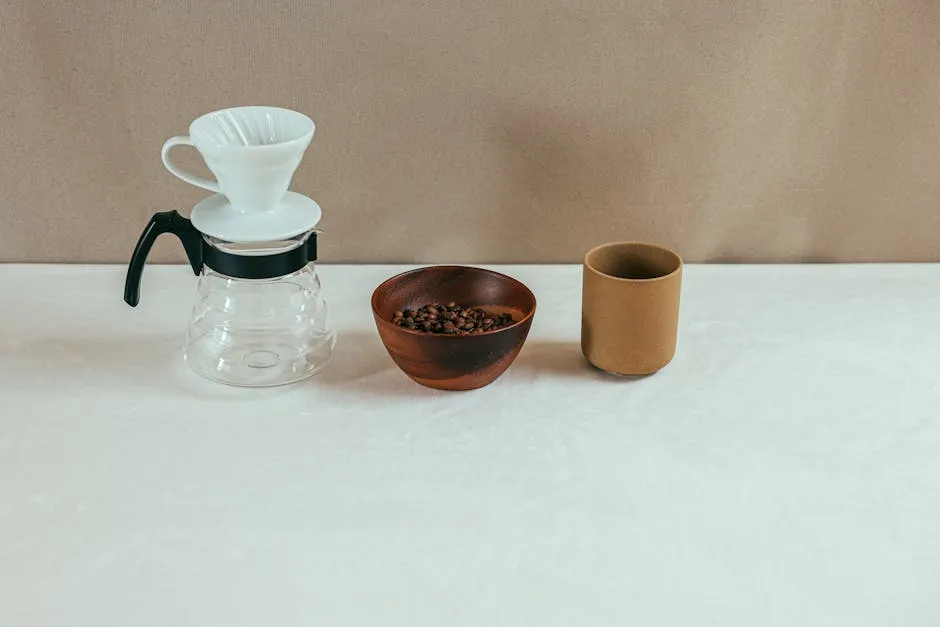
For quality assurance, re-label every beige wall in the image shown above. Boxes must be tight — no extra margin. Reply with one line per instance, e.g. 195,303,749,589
2,0,939,264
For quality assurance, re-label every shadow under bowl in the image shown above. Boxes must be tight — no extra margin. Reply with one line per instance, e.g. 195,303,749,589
371,265,537,391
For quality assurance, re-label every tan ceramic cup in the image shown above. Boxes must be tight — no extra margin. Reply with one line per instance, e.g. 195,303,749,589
581,241,683,375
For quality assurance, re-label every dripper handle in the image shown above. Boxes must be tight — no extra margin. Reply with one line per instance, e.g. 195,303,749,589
161,136,221,193
124,210,204,307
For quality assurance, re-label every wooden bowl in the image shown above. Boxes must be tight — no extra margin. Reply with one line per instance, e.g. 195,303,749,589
371,265,537,391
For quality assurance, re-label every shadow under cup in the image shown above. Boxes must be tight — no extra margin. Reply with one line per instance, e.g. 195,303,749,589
581,242,683,375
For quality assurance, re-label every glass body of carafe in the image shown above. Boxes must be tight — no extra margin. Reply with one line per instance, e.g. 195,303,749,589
184,250,335,386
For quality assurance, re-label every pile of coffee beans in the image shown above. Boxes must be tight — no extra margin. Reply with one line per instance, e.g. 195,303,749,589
393,302,514,335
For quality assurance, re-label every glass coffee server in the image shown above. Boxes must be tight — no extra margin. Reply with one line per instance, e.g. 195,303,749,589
123,106,336,386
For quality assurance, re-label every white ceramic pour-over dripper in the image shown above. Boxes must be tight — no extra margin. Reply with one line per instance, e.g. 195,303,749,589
161,106,314,214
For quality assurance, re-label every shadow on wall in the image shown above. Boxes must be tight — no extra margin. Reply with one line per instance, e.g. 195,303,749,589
483,106,666,263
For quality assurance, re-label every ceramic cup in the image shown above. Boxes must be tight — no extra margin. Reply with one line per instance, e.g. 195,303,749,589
161,106,315,214
581,241,683,375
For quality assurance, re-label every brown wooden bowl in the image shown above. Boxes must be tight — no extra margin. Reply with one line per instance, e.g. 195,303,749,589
371,265,537,391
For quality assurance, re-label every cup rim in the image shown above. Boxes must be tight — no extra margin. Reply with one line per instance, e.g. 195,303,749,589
584,241,683,283
370,265,537,339
189,105,315,150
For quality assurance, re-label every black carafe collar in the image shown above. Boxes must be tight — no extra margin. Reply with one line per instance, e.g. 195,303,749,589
123,210,318,307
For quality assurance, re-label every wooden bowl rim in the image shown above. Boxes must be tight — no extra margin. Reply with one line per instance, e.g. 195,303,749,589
371,265,537,339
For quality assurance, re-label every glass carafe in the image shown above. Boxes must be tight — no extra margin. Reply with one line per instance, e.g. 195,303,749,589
185,235,335,386
124,210,336,387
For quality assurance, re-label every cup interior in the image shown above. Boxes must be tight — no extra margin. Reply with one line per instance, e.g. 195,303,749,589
191,106,314,149
585,242,681,280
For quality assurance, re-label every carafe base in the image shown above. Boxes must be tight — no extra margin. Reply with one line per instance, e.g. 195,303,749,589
183,331,336,387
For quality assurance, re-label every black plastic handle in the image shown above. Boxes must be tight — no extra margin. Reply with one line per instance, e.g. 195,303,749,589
123,210,204,307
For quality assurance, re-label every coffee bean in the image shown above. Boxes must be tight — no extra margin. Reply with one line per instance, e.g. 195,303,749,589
392,303,515,334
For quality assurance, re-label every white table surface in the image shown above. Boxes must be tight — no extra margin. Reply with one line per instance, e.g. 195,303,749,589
1,263,939,626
